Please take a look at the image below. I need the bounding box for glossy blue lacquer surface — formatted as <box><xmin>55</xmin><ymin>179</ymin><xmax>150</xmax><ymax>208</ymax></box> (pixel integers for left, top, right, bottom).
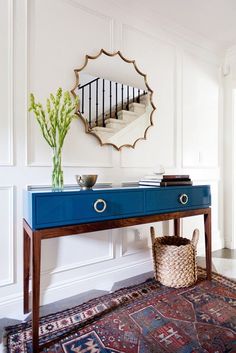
<box><xmin>24</xmin><ymin>185</ymin><xmax>211</xmax><ymax>230</ymax></box>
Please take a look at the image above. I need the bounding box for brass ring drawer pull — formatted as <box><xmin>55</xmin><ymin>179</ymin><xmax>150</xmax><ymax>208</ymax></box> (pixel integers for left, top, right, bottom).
<box><xmin>94</xmin><ymin>199</ymin><xmax>107</xmax><ymax>213</ymax></box>
<box><xmin>179</xmin><ymin>193</ymin><xmax>189</xmax><ymax>205</ymax></box>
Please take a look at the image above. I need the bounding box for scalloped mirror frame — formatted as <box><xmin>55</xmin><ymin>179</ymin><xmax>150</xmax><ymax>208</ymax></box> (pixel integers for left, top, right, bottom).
<box><xmin>71</xmin><ymin>49</ymin><xmax>156</xmax><ymax>150</ymax></box>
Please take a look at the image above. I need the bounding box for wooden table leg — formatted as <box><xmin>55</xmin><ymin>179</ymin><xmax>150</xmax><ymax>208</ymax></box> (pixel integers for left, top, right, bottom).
<box><xmin>204</xmin><ymin>208</ymin><xmax>212</xmax><ymax>280</ymax></box>
<box><xmin>32</xmin><ymin>233</ymin><xmax>41</xmax><ymax>353</ymax></box>
<box><xmin>174</xmin><ymin>219</ymin><xmax>180</xmax><ymax>236</ymax></box>
<box><xmin>23</xmin><ymin>229</ymin><xmax>31</xmax><ymax>314</ymax></box>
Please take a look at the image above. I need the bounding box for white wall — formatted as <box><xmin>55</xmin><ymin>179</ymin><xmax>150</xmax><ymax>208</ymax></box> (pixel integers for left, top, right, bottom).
<box><xmin>223</xmin><ymin>47</ymin><xmax>236</xmax><ymax>249</ymax></box>
<box><xmin>0</xmin><ymin>0</ymin><xmax>223</xmax><ymax>317</ymax></box>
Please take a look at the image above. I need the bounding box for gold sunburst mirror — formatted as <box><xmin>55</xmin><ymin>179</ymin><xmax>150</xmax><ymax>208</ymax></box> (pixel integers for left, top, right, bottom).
<box><xmin>71</xmin><ymin>49</ymin><xmax>156</xmax><ymax>150</ymax></box>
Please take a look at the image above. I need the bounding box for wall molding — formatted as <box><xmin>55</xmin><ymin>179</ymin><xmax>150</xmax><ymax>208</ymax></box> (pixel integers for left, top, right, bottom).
<box><xmin>0</xmin><ymin>186</ymin><xmax>14</xmax><ymax>287</ymax></box>
<box><xmin>110</xmin><ymin>0</ymin><xmax>223</xmax><ymax>66</ymax></box>
<box><xmin>181</xmin><ymin>53</ymin><xmax>220</xmax><ymax>170</ymax></box>
<box><xmin>175</xmin><ymin>48</ymin><xmax>183</xmax><ymax>169</ymax></box>
<box><xmin>0</xmin><ymin>0</ymin><xmax>223</xmax><ymax>320</ymax></box>
<box><xmin>120</xmin><ymin>228</ymin><xmax>150</xmax><ymax>257</ymax></box>
<box><xmin>109</xmin><ymin>0</ymin><xmax>224</xmax><ymax>59</ymax></box>
<box><xmin>25</xmin><ymin>0</ymin><xmax>114</xmax><ymax>168</ymax></box>
<box><xmin>121</xmin><ymin>247</ymin><xmax>150</xmax><ymax>258</ymax></box>
<box><xmin>0</xmin><ymin>0</ymin><xmax>14</xmax><ymax>166</ymax></box>
<box><xmin>92</xmin><ymin>0</ymin><xmax>224</xmax><ymax>62</ymax></box>
<box><xmin>119</xmin><ymin>23</ymin><xmax>176</xmax><ymax>169</ymax></box>
<box><xmin>61</xmin><ymin>0</ymin><xmax>115</xmax><ymax>56</ymax></box>
<box><xmin>41</xmin><ymin>258</ymin><xmax>152</xmax><ymax>294</ymax></box>
<box><xmin>172</xmin><ymin>46</ymin><xmax>179</xmax><ymax>169</ymax></box>
<box><xmin>27</xmin><ymin>161</ymin><xmax>114</xmax><ymax>168</ymax></box>
<box><xmin>228</xmin><ymin>88</ymin><xmax>236</xmax><ymax>249</ymax></box>
<box><xmin>0</xmin><ymin>258</ymin><xmax>152</xmax><ymax>317</ymax></box>
<box><xmin>121</xmin><ymin>22</ymin><xmax>176</xmax><ymax>55</ymax></box>
<box><xmin>41</xmin><ymin>231</ymin><xmax>114</xmax><ymax>276</ymax></box>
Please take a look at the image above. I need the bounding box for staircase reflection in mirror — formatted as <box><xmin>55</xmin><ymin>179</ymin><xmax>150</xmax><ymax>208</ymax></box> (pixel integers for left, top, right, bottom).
<box><xmin>71</xmin><ymin>49</ymin><xmax>156</xmax><ymax>150</ymax></box>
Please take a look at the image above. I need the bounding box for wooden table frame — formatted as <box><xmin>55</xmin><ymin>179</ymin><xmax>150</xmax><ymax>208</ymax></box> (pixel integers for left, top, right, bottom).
<box><xmin>23</xmin><ymin>207</ymin><xmax>211</xmax><ymax>352</ymax></box>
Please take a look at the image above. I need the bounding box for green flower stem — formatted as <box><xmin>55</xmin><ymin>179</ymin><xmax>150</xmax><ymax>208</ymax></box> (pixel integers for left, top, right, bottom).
<box><xmin>28</xmin><ymin>88</ymin><xmax>78</xmax><ymax>190</ymax></box>
<box><xmin>52</xmin><ymin>148</ymin><xmax>63</xmax><ymax>190</ymax></box>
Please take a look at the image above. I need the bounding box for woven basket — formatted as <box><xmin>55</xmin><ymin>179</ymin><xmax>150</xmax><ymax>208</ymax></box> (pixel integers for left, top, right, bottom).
<box><xmin>150</xmin><ymin>227</ymin><xmax>199</xmax><ymax>288</ymax></box>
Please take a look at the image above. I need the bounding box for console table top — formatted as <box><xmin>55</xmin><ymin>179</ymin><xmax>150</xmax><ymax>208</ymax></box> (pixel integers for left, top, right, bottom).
<box><xmin>26</xmin><ymin>184</ymin><xmax>209</xmax><ymax>194</ymax></box>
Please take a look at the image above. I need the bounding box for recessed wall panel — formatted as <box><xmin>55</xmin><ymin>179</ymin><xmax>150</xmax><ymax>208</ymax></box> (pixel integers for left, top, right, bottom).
<box><xmin>41</xmin><ymin>230</ymin><xmax>113</xmax><ymax>275</ymax></box>
<box><xmin>121</xmin><ymin>226</ymin><xmax>150</xmax><ymax>257</ymax></box>
<box><xmin>182</xmin><ymin>53</ymin><xmax>219</xmax><ymax>168</ymax></box>
<box><xmin>0</xmin><ymin>187</ymin><xmax>13</xmax><ymax>286</ymax></box>
<box><xmin>120</xmin><ymin>25</ymin><xmax>176</xmax><ymax>168</ymax></box>
<box><xmin>28</xmin><ymin>0</ymin><xmax>113</xmax><ymax>167</ymax></box>
<box><xmin>0</xmin><ymin>0</ymin><xmax>13</xmax><ymax>165</ymax></box>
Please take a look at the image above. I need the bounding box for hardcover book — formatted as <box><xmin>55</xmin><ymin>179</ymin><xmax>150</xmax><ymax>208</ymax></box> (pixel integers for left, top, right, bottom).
<box><xmin>162</xmin><ymin>175</ymin><xmax>190</xmax><ymax>180</ymax></box>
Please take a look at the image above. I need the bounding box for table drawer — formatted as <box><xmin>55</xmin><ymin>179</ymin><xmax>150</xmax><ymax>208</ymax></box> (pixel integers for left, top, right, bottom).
<box><xmin>145</xmin><ymin>186</ymin><xmax>211</xmax><ymax>213</ymax></box>
<box><xmin>24</xmin><ymin>185</ymin><xmax>211</xmax><ymax>230</ymax></box>
<box><xmin>29</xmin><ymin>189</ymin><xmax>145</xmax><ymax>229</ymax></box>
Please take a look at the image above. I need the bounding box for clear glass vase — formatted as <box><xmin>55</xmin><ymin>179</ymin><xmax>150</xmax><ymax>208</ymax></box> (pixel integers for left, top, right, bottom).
<box><xmin>52</xmin><ymin>148</ymin><xmax>64</xmax><ymax>190</ymax></box>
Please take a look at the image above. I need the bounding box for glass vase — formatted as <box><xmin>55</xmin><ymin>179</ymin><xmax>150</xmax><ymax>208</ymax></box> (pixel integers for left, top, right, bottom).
<box><xmin>52</xmin><ymin>148</ymin><xmax>64</xmax><ymax>190</ymax></box>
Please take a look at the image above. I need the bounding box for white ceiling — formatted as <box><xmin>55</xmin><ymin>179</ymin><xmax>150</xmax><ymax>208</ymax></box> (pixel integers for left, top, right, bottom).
<box><xmin>112</xmin><ymin>0</ymin><xmax>236</xmax><ymax>52</ymax></box>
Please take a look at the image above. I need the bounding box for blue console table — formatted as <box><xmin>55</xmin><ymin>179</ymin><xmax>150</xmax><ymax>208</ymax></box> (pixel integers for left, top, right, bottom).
<box><xmin>23</xmin><ymin>184</ymin><xmax>211</xmax><ymax>352</ymax></box>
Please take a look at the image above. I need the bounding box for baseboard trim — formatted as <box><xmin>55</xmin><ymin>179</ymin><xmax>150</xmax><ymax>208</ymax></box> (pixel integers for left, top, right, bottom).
<box><xmin>0</xmin><ymin>259</ymin><xmax>153</xmax><ymax>318</ymax></box>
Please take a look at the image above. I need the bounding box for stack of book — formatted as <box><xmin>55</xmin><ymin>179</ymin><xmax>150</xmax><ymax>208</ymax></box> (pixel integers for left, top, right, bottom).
<box><xmin>139</xmin><ymin>174</ymin><xmax>192</xmax><ymax>187</ymax></box>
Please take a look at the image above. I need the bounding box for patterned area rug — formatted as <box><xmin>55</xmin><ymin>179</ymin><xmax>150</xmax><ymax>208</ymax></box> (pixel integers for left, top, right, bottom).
<box><xmin>3</xmin><ymin>268</ymin><xmax>236</xmax><ymax>353</ymax></box>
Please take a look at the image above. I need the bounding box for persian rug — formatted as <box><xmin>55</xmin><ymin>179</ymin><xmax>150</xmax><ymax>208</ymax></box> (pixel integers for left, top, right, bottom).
<box><xmin>3</xmin><ymin>268</ymin><xmax>236</xmax><ymax>353</ymax></box>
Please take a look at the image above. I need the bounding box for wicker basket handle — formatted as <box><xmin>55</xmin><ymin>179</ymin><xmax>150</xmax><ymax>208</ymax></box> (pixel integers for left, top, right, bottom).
<box><xmin>150</xmin><ymin>226</ymin><xmax>156</xmax><ymax>245</ymax></box>
<box><xmin>191</xmin><ymin>229</ymin><xmax>199</xmax><ymax>247</ymax></box>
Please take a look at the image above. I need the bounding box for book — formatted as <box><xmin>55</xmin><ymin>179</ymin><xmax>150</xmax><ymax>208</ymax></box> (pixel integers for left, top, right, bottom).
<box><xmin>162</xmin><ymin>175</ymin><xmax>190</xmax><ymax>180</ymax></box>
<box><xmin>162</xmin><ymin>177</ymin><xmax>191</xmax><ymax>182</ymax></box>
<box><xmin>140</xmin><ymin>176</ymin><xmax>191</xmax><ymax>182</ymax></box>
<box><xmin>139</xmin><ymin>182</ymin><xmax>161</xmax><ymax>186</ymax></box>
<box><xmin>139</xmin><ymin>174</ymin><xmax>192</xmax><ymax>186</ymax></box>
<box><xmin>139</xmin><ymin>180</ymin><xmax>193</xmax><ymax>187</ymax></box>
<box><xmin>139</xmin><ymin>178</ymin><xmax>163</xmax><ymax>183</ymax></box>
<box><xmin>160</xmin><ymin>180</ymin><xmax>193</xmax><ymax>186</ymax></box>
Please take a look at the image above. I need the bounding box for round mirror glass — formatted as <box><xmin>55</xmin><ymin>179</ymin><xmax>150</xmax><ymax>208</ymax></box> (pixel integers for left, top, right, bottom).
<box><xmin>71</xmin><ymin>49</ymin><xmax>156</xmax><ymax>150</ymax></box>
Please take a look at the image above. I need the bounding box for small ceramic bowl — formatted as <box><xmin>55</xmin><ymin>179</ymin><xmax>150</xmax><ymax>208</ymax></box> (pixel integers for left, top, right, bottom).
<box><xmin>75</xmin><ymin>174</ymin><xmax>98</xmax><ymax>189</ymax></box>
